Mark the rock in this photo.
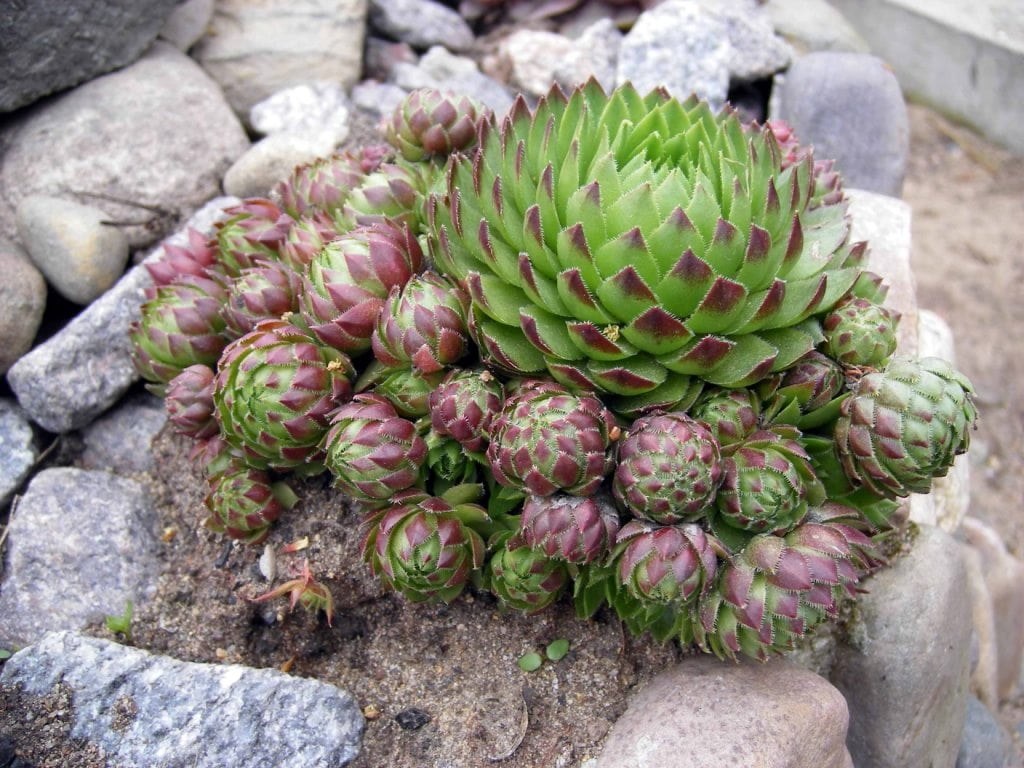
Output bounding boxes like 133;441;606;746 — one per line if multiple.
368;0;474;52
80;392;167;474
250;83;352;141
553;18;623;91
689;0;792;81
919;308;958;364
616;0;731;107
0;400;38;509
158;0;215;51
764;0;870;54
496;30;576;98
393;47;515;115
352;81;410;118
598;655;852;767
364;37;418;82
0;469;159;649
15;195;130;305
0;43;249;250
224;132;345;199
0;239;46;375
0;0;180;113
192;0;367;118
960;517;1024;702
956;696;1014;768
962;544;1000;710
831;525;972;768
6;200;236;434
0;631;364;767
773;52;909;197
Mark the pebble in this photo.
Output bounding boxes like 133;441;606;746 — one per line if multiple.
393;46;515;116
497;29;576;98
0;239;46;375
249;82;352;140
158;0;215;51
962;544;1000;709
0;42;249;249
364;37;418;82
690;0;792;81
764;0;870;54
368;0;474;52
553;18;623;92
0;399;38;509
0;631;364;767
599;655;853;767
616;0;731;107
773;52;909;197
0;469;160;649
956;695;1014;768
352;81;410;118
80;391;167;474
15;195;130;305
224;131;346;199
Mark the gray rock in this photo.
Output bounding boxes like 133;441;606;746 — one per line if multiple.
497;29;576;98
553;18;623;91
158;0;216;51
224;132;344;199
0;469;159;649
0;399;38;509
393;47;515;115
192;0;367;118
80;392;167;474
0;239;46;375
250;82;352;140
16;195;130;305
352;81;410;117
6;200;236;434
598;655;852;767
616;0;731;107
831;525;972;768
773;52;909;197
690;0;793;81
365;37;418;82
0;631;364;767
0;0;180;113
764;0;870;54
956;696;1014;768
369;0;474;52
0;42;249;250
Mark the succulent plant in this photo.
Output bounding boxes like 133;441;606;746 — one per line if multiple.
275;145;390;220
775;350;846;411
301;221;424;353
204;466;295;545
487;379;616;496
146;228;218;287
488;531;569;612
614;520;719;606
363;366;444;419
688;387;761;447
322;394;427;503
822;297;900;369
834;355;976;497
332;161;433;232
613;412;723;524
519;492;620;564
130;274;229;391
213;198;292;278
386;88;489;162
253;559;335;625
279;212;341;271
165;364;217;440
222;259;302;338
372;272;472;374
428;368;506;452
213;318;355;471
363;490;489;602
427;81;865;412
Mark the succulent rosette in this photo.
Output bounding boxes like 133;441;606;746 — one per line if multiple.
612;412;723;524
165;364;217;440
279;212;341;271
363;491;489;602
488;531;569;613
301;221;424;353
614;520;719;605
363;366;444;419
834;355;976;497
487;379;616;496
332;161;433;231
275;145;390;219
688;388;760;447
386;88;488;162
146;228;218;287
130;274;229;391
322;394;427;503
427;81;866;414
519;492;620;564
213;198;292;278
204;466;293;545
222;259;302;338
428;368;505;452
371;272;472;374
775;350;845;411
213;319;355;471
823;297;900;368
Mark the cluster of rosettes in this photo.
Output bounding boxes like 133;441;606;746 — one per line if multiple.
130;83;977;661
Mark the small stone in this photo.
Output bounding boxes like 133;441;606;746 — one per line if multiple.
16;195;130;305
352;81;409;118
364;37;418;82
689;0;792;81
158;0;215;51
393;47;514;115
764;0;870;54
80;391;167;474
0;399;38;509
497;29;576;98
249;82;351;140
0;239;46;375
553;18;622;91
956;695;1014;768
962;544;1000;710
394;707;431;730
223;132;345;199
368;0;474;52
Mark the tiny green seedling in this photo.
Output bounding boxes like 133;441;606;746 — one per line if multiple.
0;649;12;661
517;652;543;672
545;638;570;661
105;601;133;641
518;639;570;672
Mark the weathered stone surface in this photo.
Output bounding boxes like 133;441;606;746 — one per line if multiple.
393;47;515;115
773;52;909;197
0;470;159;649
192;0;367;118
369;0;474;52
497;29;576;98
365;37;418;82
0;0;180;112
158;0;215;51
352;81;409;118
554;18;623;91
0;631;364;767
764;0;870;53
0;399;38;509
831;525;972;768
598;655;852;768
250;82;352;140
617;1;731;107
16;196;130;305
80;392;167;475
224;132;345;199
0;239;46;375
690;0;792;81
0;43;249;250
962;544;1000;710
956;695;1015;768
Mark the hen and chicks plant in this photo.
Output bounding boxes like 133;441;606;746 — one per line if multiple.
130;82;976;658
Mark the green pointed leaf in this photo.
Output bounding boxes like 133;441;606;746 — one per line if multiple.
519;305;580;360
700;333;779;387
595;265;658;323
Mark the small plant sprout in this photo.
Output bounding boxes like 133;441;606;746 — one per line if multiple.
517;652;543;672
253;559;335;626
545;638;570;661
105;601;133;641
